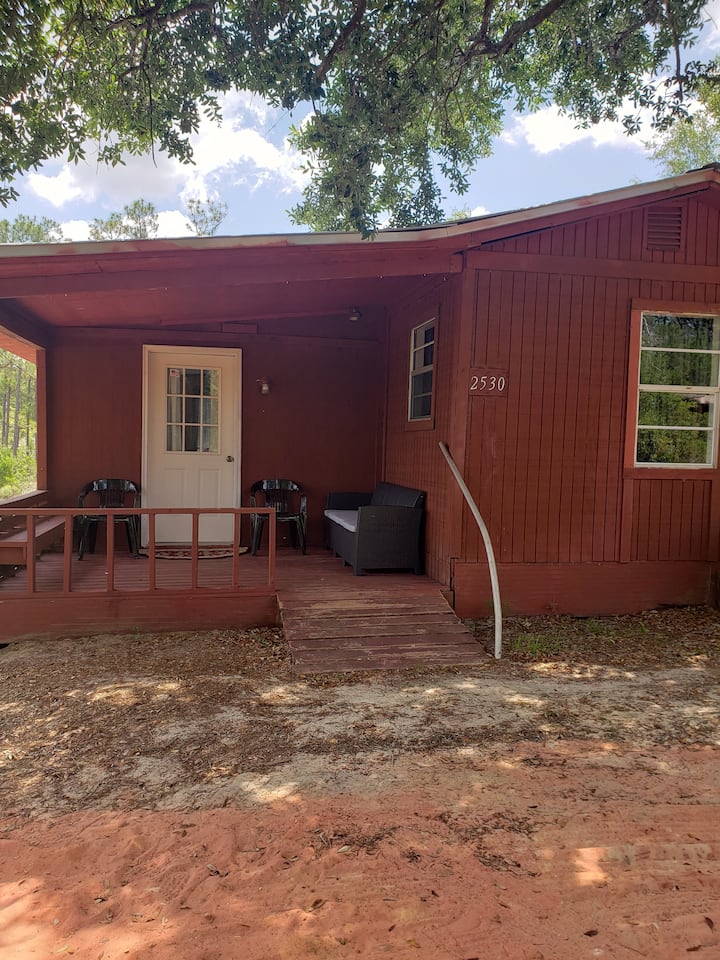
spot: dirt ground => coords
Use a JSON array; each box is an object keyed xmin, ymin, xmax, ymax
[{"xmin": 1, "ymin": 607, "xmax": 719, "ymax": 959}]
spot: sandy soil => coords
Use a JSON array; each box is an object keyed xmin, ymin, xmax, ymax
[{"xmin": 1, "ymin": 609, "xmax": 719, "ymax": 959}]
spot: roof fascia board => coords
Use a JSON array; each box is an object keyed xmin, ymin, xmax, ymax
[
  {"xmin": 455, "ymin": 182, "xmax": 715, "ymax": 249},
  {"xmin": 0, "ymin": 168, "xmax": 718, "ymax": 263}
]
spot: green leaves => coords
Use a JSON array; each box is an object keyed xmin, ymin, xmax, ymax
[
  {"xmin": 0, "ymin": 215, "xmax": 64, "ymax": 243},
  {"xmin": 0, "ymin": 0, "xmax": 713, "ymax": 233},
  {"xmin": 89, "ymin": 199, "xmax": 159, "ymax": 240}
]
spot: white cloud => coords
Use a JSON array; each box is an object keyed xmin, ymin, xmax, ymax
[
  {"xmin": 157, "ymin": 209, "xmax": 193, "ymax": 238},
  {"xmin": 25, "ymin": 93, "xmax": 307, "ymax": 214},
  {"xmin": 501, "ymin": 105, "xmax": 648, "ymax": 155},
  {"xmin": 470, "ymin": 205, "xmax": 490, "ymax": 217},
  {"xmin": 28, "ymin": 165, "xmax": 88, "ymax": 207},
  {"xmin": 59, "ymin": 219, "xmax": 91, "ymax": 241},
  {"xmin": 700, "ymin": 1, "xmax": 720, "ymax": 50},
  {"xmin": 189, "ymin": 122, "xmax": 308, "ymax": 195},
  {"xmin": 28, "ymin": 150, "xmax": 185, "ymax": 210},
  {"xmin": 60, "ymin": 209, "xmax": 195, "ymax": 241}
]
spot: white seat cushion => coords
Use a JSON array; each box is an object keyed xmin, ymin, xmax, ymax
[{"xmin": 324, "ymin": 509, "xmax": 358, "ymax": 533}]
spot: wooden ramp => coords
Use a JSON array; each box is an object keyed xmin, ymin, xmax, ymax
[{"xmin": 277, "ymin": 553, "xmax": 487, "ymax": 675}]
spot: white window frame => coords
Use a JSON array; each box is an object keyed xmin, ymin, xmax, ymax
[
  {"xmin": 634, "ymin": 310, "xmax": 720, "ymax": 468},
  {"xmin": 408, "ymin": 318, "xmax": 435, "ymax": 423}
]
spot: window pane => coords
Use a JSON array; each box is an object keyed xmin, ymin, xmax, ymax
[
  {"xmin": 411, "ymin": 393, "xmax": 432, "ymax": 419},
  {"xmin": 638, "ymin": 392, "xmax": 713, "ymax": 428},
  {"xmin": 202, "ymin": 426, "xmax": 219, "ymax": 453},
  {"xmin": 203, "ymin": 369, "xmax": 219, "ymax": 397},
  {"xmin": 413, "ymin": 323, "xmax": 434, "ymax": 349},
  {"xmin": 167, "ymin": 368, "xmax": 183, "ymax": 394},
  {"xmin": 166, "ymin": 425, "xmax": 182, "ymax": 451},
  {"xmin": 637, "ymin": 428, "xmax": 712, "ymax": 465},
  {"xmin": 167, "ymin": 397, "xmax": 182, "ymax": 423},
  {"xmin": 412, "ymin": 371, "xmax": 433, "ymax": 395},
  {"xmin": 410, "ymin": 370, "xmax": 433, "ymax": 420},
  {"xmin": 184, "ymin": 425, "xmax": 200, "ymax": 452},
  {"xmin": 185, "ymin": 368, "xmax": 201, "ymax": 395},
  {"xmin": 202, "ymin": 397, "xmax": 219, "ymax": 425},
  {"xmin": 642, "ymin": 314, "xmax": 718, "ymax": 350},
  {"xmin": 409, "ymin": 321, "xmax": 435, "ymax": 421},
  {"xmin": 412, "ymin": 346, "xmax": 434, "ymax": 372},
  {"xmin": 184, "ymin": 397, "xmax": 200, "ymax": 424},
  {"xmin": 640, "ymin": 350, "xmax": 716, "ymax": 387}
]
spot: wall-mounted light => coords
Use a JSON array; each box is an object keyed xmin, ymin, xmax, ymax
[
  {"xmin": 257, "ymin": 376, "xmax": 271, "ymax": 395},
  {"xmin": 348, "ymin": 307, "xmax": 362, "ymax": 323}
]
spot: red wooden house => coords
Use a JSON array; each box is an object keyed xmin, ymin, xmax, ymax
[{"xmin": 2, "ymin": 165, "xmax": 720, "ymax": 640}]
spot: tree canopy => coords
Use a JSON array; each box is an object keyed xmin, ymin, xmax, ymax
[
  {"xmin": 0, "ymin": 214, "xmax": 64, "ymax": 243},
  {"xmin": 89, "ymin": 198, "xmax": 159, "ymax": 240},
  {"xmin": 1, "ymin": 1, "xmax": 714, "ymax": 234},
  {"xmin": 645, "ymin": 58, "xmax": 720, "ymax": 175},
  {"xmin": 185, "ymin": 197, "xmax": 229, "ymax": 236}
]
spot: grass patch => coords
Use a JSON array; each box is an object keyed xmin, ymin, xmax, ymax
[{"xmin": 466, "ymin": 606, "xmax": 720, "ymax": 666}]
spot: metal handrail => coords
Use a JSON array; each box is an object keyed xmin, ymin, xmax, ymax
[{"xmin": 439, "ymin": 441, "xmax": 502, "ymax": 659}]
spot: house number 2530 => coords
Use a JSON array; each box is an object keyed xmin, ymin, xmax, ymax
[{"xmin": 469, "ymin": 371, "xmax": 507, "ymax": 394}]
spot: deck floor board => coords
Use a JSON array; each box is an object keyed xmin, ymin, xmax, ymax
[{"xmin": 276, "ymin": 554, "xmax": 486, "ymax": 674}]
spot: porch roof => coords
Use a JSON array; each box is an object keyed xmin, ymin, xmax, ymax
[{"xmin": 1, "ymin": 165, "xmax": 719, "ymax": 345}]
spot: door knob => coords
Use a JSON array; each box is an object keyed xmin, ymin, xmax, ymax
[{"xmin": 226, "ymin": 455, "xmax": 235, "ymax": 462}]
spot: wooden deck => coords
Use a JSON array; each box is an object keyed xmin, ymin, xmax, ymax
[
  {"xmin": 277, "ymin": 552, "xmax": 486, "ymax": 673},
  {"xmin": 0, "ymin": 548, "xmax": 487, "ymax": 673}
]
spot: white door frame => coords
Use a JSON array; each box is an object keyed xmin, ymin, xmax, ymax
[{"xmin": 141, "ymin": 344, "xmax": 242, "ymax": 541}]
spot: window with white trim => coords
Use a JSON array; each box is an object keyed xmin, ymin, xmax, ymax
[
  {"xmin": 408, "ymin": 319, "xmax": 435, "ymax": 421},
  {"xmin": 635, "ymin": 312, "xmax": 720, "ymax": 467}
]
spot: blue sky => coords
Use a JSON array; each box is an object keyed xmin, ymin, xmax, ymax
[{"xmin": 6, "ymin": 3, "xmax": 720, "ymax": 241}]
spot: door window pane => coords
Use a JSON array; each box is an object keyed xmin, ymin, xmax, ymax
[
  {"xmin": 202, "ymin": 426, "xmax": 219, "ymax": 453},
  {"xmin": 165, "ymin": 366, "xmax": 221, "ymax": 453},
  {"xmin": 167, "ymin": 368, "xmax": 183, "ymax": 394}
]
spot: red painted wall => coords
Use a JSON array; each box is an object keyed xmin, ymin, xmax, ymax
[
  {"xmin": 454, "ymin": 195, "xmax": 720, "ymax": 614},
  {"xmin": 46, "ymin": 319, "xmax": 384, "ymax": 548},
  {"xmin": 382, "ymin": 274, "xmax": 466, "ymax": 586}
]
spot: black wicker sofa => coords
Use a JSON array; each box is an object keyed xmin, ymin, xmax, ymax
[{"xmin": 324, "ymin": 482, "xmax": 425, "ymax": 575}]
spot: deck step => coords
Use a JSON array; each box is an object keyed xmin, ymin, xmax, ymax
[{"xmin": 278, "ymin": 563, "xmax": 487, "ymax": 674}]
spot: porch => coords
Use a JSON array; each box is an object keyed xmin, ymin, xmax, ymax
[{"xmin": 0, "ymin": 507, "xmax": 486, "ymax": 674}]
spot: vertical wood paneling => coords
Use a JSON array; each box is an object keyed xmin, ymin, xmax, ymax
[
  {"xmin": 49, "ymin": 325, "xmax": 384, "ymax": 550},
  {"xmin": 382, "ymin": 274, "xmax": 465, "ymax": 585},
  {"xmin": 524, "ymin": 271, "xmax": 550, "ymax": 563},
  {"xmin": 536, "ymin": 275, "xmax": 562, "ymax": 562},
  {"xmin": 461, "ymin": 194, "xmax": 720, "ymax": 574}
]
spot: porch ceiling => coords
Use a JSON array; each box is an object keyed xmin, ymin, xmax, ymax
[{"xmin": 0, "ymin": 239, "xmax": 461, "ymax": 335}]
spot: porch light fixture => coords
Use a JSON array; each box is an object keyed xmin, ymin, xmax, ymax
[
  {"xmin": 257, "ymin": 376, "xmax": 271, "ymax": 395},
  {"xmin": 348, "ymin": 307, "xmax": 362, "ymax": 323}
]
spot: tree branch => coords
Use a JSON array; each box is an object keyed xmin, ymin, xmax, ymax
[
  {"xmin": 462, "ymin": 0, "xmax": 572, "ymax": 63},
  {"xmin": 314, "ymin": 1, "xmax": 368, "ymax": 86}
]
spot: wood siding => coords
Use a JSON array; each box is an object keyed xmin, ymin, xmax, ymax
[
  {"xmin": 46, "ymin": 318, "xmax": 385, "ymax": 549},
  {"xmin": 456, "ymin": 196, "xmax": 720, "ymax": 614},
  {"xmin": 383, "ymin": 275, "xmax": 466, "ymax": 586}
]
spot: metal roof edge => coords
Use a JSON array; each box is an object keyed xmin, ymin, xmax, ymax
[{"xmin": 1, "ymin": 167, "xmax": 718, "ymax": 260}]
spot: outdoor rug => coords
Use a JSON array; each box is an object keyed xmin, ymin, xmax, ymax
[{"xmin": 140, "ymin": 546, "xmax": 249, "ymax": 559}]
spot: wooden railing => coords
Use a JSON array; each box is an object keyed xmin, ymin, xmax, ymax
[{"xmin": 0, "ymin": 506, "xmax": 276, "ymax": 597}]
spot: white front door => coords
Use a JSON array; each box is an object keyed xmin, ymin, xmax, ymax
[{"xmin": 142, "ymin": 346, "xmax": 241, "ymax": 544}]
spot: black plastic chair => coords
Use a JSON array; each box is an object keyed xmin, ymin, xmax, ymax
[
  {"xmin": 77, "ymin": 479, "xmax": 141, "ymax": 560},
  {"xmin": 249, "ymin": 479, "xmax": 307, "ymax": 555}
]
